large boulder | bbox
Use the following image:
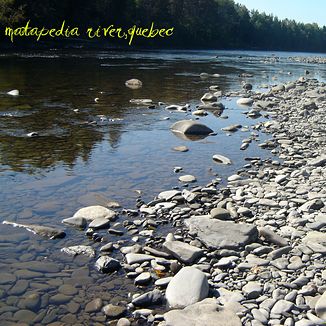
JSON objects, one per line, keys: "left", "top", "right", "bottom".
{"left": 164, "top": 298, "right": 241, "bottom": 326}
{"left": 73, "top": 205, "right": 116, "bottom": 221}
{"left": 185, "top": 216, "right": 258, "bottom": 249}
{"left": 165, "top": 266, "right": 209, "bottom": 308}
{"left": 170, "top": 120, "right": 213, "bottom": 136}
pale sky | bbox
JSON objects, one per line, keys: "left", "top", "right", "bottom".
{"left": 235, "top": 0, "right": 325, "bottom": 26}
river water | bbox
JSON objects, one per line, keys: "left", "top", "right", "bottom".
{"left": 0, "top": 49, "right": 325, "bottom": 325}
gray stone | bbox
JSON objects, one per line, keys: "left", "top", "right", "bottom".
{"left": 271, "top": 300, "right": 293, "bottom": 315}
{"left": 13, "top": 310, "right": 36, "bottom": 323}
{"left": 258, "top": 227, "right": 288, "bottom": 246}
{"left": 163, "top": 240, "right": 204, "bottom": 264}
{"left": 131, "top": 289, "right": 163, "bottom": 307}
{"left": 164, "top": 298, "right": 241, "bottom": 326}
{"left": 95, "top": 256, "right": 121, "bottom": 273}
{"left": 210, "top": 207, "right": 231, "bottom": 220}
{"left": 89, "top": 217, "right": 111, "bottom": 229}
{"left": 2, "top": 221, "right": 65, "bottom": 239}
{"left": 117, "top": 318, "right": 131, "bottom": 326}
{"left": 165, "top": 266, "right": 209, "bottom": 308}
{"left": 179, "top": 175, "right": 197, "bottom": 183}
{"left": 0, "top": 272, "right": 16, "bottom": 285}
{"left": 173, "top": 145, "right": 189, "bottom": 152}
{"left": 62, "top": 216, "right": 87, "bottom": 228}
{"left": 61, "top": 245, "right": 95, "bottom": 258}
{"left": 243, "top": 282, "right": 262, "bottom": 299}
{"left": 170, "top": 120, "right": 213, "bottom": 135}
{"left": 125, "top": 253, "right": 155, "bottom": 265}
{"left": 73, "top": 205, "right": 116, "bottom": 221}
{"left": 315, "top": 290, "right": 326, "bottom": 320}
{"left": 185, "top": 216, "right": 258, "bottom": 249}
{"left": 49, "top": 293, "right": 72, "bottom": 304}
{"left": 158, "top": 190, "right": 180, "bottom": 201}
{"left": 134, "top": 272, "right": 152, "bottom": 285}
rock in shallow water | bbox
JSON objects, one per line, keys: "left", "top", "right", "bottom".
{"left": 164, "top": 298, "right": 241, "bottom": 326}
{"left": 165, "top": 266, "right": 209, "bottom": 308}
{"left": 132, "top": 289, "right": 163, "bottom": 307}
{"left": 73, "top": 205, "right": 116, "bottom": 221}
{"left": 2, "top": 221, "right": 65, "bottom": 239}
{"left": 61, "top": 245, "right": 95, "bottom": 258}
{"left": 170, "top": 120, "right": 213, "bottom": 135}
{"left": 185, "top": 216, "right": 258, "bottom": 249}
{"left": 95, "top": 256, "right": 121, "bottom": 273}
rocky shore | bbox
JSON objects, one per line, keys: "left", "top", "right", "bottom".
{"left": 2, "top": 76, "right": 326, "bottom": 325}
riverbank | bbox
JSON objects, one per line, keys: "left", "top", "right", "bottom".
{"left": 108, "top": 76, "right": 326, "bottom": 325}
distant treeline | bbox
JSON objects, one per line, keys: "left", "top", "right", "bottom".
{"left": 1, "top": 0, "right": 326, "bottom": 52}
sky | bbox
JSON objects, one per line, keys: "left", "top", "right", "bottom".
{"left": 235, "top": 0, "right": 326, "bottom": 27}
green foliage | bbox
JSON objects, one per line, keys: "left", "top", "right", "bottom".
{"left": 1, "top": 0, "right": 326, "bottom": 51}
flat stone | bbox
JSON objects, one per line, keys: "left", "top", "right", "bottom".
{"left": 125, "top": 253, "right": 155, "bottom": 265}
{"left": 210, "top": 207, "right": 231, "bottom": 220}
{"left": 62, "top": 216, "right": 87, "bottom": 228}
{"left": 8, "top": 280, "right": 29, "bottom": 295}
{"left": 89, "top": 218, "right": 111, "bottom": 229}
{"left": 179, "top": 175, "right": 197, "bottom": 183}
{"left": 165, "top": 266, "right": 209, "bottom": 308}
{"left": 13, "top": 310, "right": 36, "bottom": 323}
{"left": 73, "top": 205, "right": 116, "bottom": 221}
{"left": 258, "top": 227, "right": 288, "bottom": 246}
{"left": 308, "top": 155, "right": 326, "bottom": 167}
{"left": 22, "top": 293, "right": 40, "bottom": 310}
{"left": 237, "top": 98, "right": 253, "bottom": 106}
{"left": 185, "top": 216, "right": 258, "bottom": 249}
{"left": 58, "top": 284, "right": 78, "bottom": 296}
{"left": 155, "top": 277, "right": 173, "bottom": 288}
{"left": 164, "top": 298, "right": 241, "bottom": 326}
{"left": 158, "top": 190, "right": 181, "bottom": 201}
{"left": 61, "top": 245, "right": 95, "bottom": 258}
{"left": 302, "top": 231, "right": 326, "bottom": 252}
{"left": 271, "top": 300, "right": 294, "bottom": 315}
{"left": 49, "top": 294, "right": 72, "bottom": 304}
{"left": 163, "top": 240, "right": 204, "bottom": 264}
{"left": 117, "top": 318, "right": 131, "bottom": 326}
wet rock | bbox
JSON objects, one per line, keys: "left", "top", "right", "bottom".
{"left": 166, "top": 266, "right": 209, "bottom": 308}
{"left": 201, "top": 92, "right": 218, "bottom": 102}
{"left": 163, "top": 240, "right": 204, "bottom": 264}
{"left": 185, "top": 216, "right": 258, "bottom": 249}
{"left": 85, "top": 298, "right": 103, "bottom": 313}
{"left": 58, "top": 284, "right": 78, "bottom": 296}
{"left": 61, "top": 245, "right": 95, "bottom": 258}
{"left": 221, "top": 124, "right": 242, "bottom": 132}
{"left": 212, "top": 154, "right": 232, "bottom": 165}
{"left": 134, "top": 272, "right": 152, "bottom": 286}
{"left": 158, "top": 190, "right": 180, "bottom": 201}
{"left": 22, "top": 293, "right": 40, "bottom": 310}
{"left": 8, "top": 280, "right": 29, "bottom": 295}
{"left": 73, "top": 205, "right": 116, "bottom": 221}
{"left": 13, "top": 309, "right": 36, "bottom": 323}
{"left": 95, "top": 256, "right": 121, "bottom": 273}
{"left": 103, "top": 304, "right": 126, "bottom": 318}
{"left": 2, "top": 221, "right": 65, "bottom": 239}
{"left": 131, "top": 289, "right": 163, "bottom": 307}
{"left": 125, "top": 79, "right": 142, "bottom": 89}
{"left": 62, "top": 216, "right": 87, "bottom": 228}
{"left": 49, "top": 293, "right": 72, "bottom": 304}
{"left": 170, "top": 120, "right": 213, "bottom": 135}
{"left": 164, "top": 298, "right": 241, "bottom": 326}
{"left": 7, "top": 89, "right": 19, "bottom": 96}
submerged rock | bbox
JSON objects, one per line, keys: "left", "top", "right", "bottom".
{"left": 165, "top": 266, "right": 209, "bottom": 308}
{"left": 2, "top": 221, "right": 65, "bottom": 239}
{"left": 95, "top": 256, "right": 121, "bottom": 273}
{"left": 125, "top": 79, "right": 142, "bottom": 89}
{"left": 61, "top": 245, "right": 95, "bottom": 258}
{"left": 132, "top": 289, "right": 163, "bottom": 307}
{"left": 62, "top": 216, "right": 87, "bottom": 228}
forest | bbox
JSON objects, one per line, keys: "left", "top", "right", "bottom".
{"left": 0, "top": 0, "right": 326, "bottom": 52}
